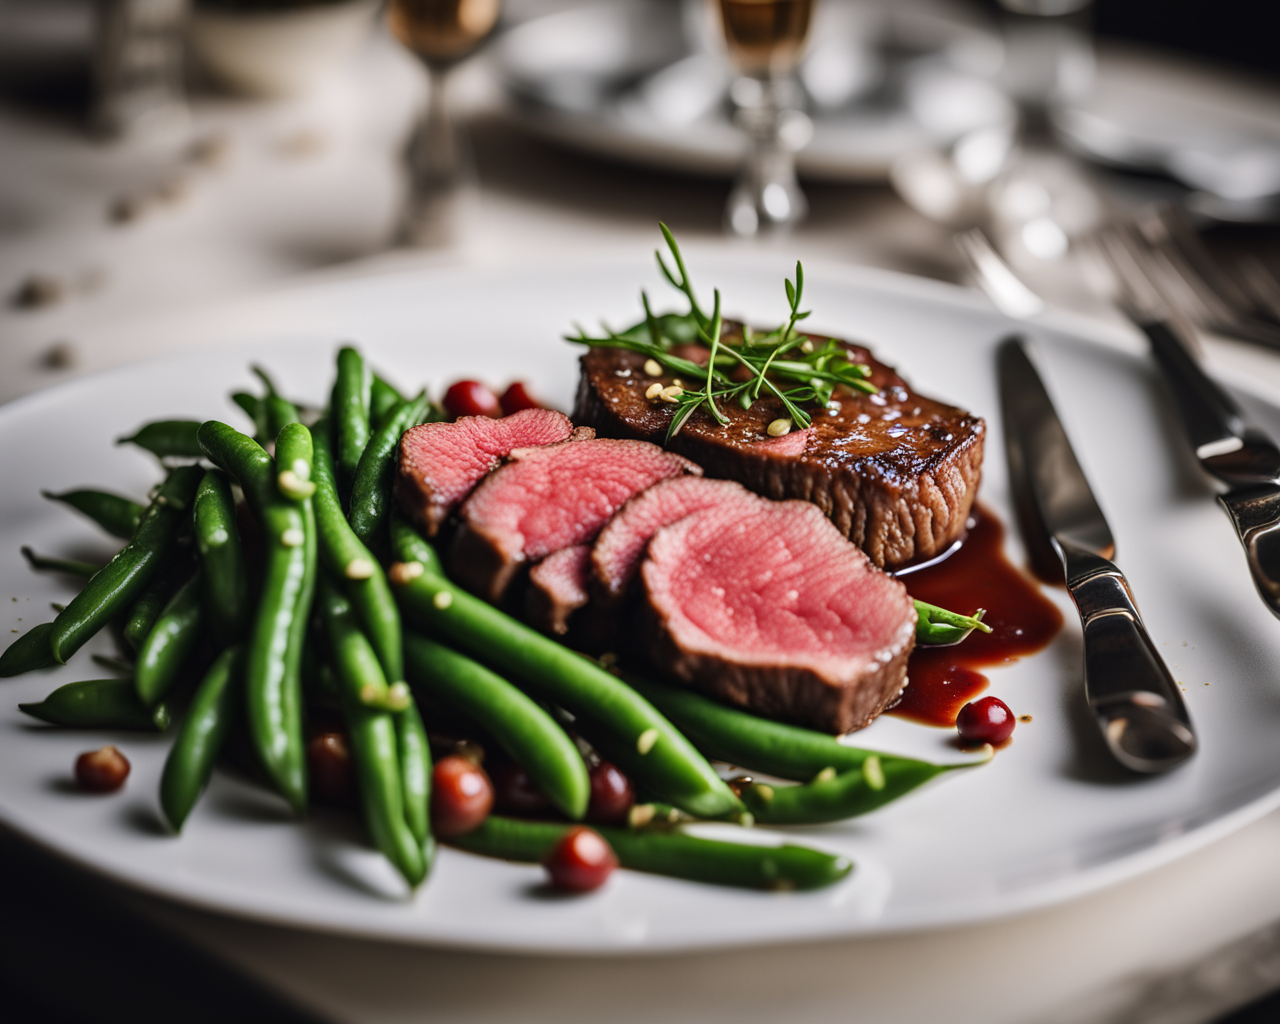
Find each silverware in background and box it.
[1089,227,1280,619]
[998,336,1197,774]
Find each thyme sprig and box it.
[567,225,878,441]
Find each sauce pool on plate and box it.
[893,506,1063,727]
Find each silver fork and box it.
[1085,224,1280,618]
[1128,205,1280,350]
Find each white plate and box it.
[3,252,1280,954]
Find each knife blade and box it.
[998,336,1196,774]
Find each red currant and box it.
[586,761,634,824]
[431,755,494,837]
[956,696,1015,746]
[499,382,542,415]
[443,380,500,419]
[544,826,618,892]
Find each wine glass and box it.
[717,0,816,237]
[388,0,502,246]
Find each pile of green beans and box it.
[5,345,993,899]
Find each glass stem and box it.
[402,62,473,246]
[725,75,807,238]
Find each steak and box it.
[641,494,916,733]
[573,336,984,569]
[526,544,591,636]
[591,476,755,606]
[450,438,699,602]
[395,409,584,536]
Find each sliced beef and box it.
[395,409,584,537]
[526,544,591,635]
[592,476,756,606]
[450,439,699,602]
[574,333,984,569]
[641,496,916,734]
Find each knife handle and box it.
[1218,488,1280,618]
[1057,540,1197,774]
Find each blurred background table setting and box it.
[2,1,1280,1022]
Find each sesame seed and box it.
[636,727,659,755]
[863,755,885,791]
[280,528,304,547]
[767,418,792,437]
[385,682,411,711]
[388,561,424,585]
[800,340,814,353]
[345,558,374,580]
[812,766,837,784]
[645,382,664,400]
[432,590,453,610]
[643,358,663,377]
[360,683,380,705]
[629,804,656,828]
[672,379,684,388]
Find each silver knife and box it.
[998,337,1197,774]
[1093,225,1280,618]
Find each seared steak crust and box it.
[573,335,984,569]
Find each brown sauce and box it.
[891,505,1063,727]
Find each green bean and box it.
[274,422,317,502]
[197,421,313,811]
[122,558,188,652]
[48,465,203,665]
[404,633,589,820]
[311,422,404,687]
[160,645,242,831]
[21,547,102,579]
[453,816,853,891]
[231,392,269,441]
[348,393,430,561]
[318,573,427,887]
[19,677,170,731]
[252,366,302,438]
[914,600,992,646]
[388,513,741,819]
[193,470,250,648]
[625,677,990,822]
[0,623,56,677]
[117,420,204,459]
[135,572,204,707]
[331,346,372,493]
[735,756,975,825]
[396,699,431,847]
[370,374,403,429]
[624,674,882,781]
[42,489,143,540]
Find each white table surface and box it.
[2,13,1280,1024]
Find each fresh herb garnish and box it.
[913,601,993,646]
[568,224,878,441]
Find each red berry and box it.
[443,380,500,419]
[490,761,551,815]
[544,826,618,892]
[586,761,634,824]
[499,382,542,415]
[75,746,130,793]
[956,696,1015,746]
[431,755,494,838]
[308,733,355,806]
